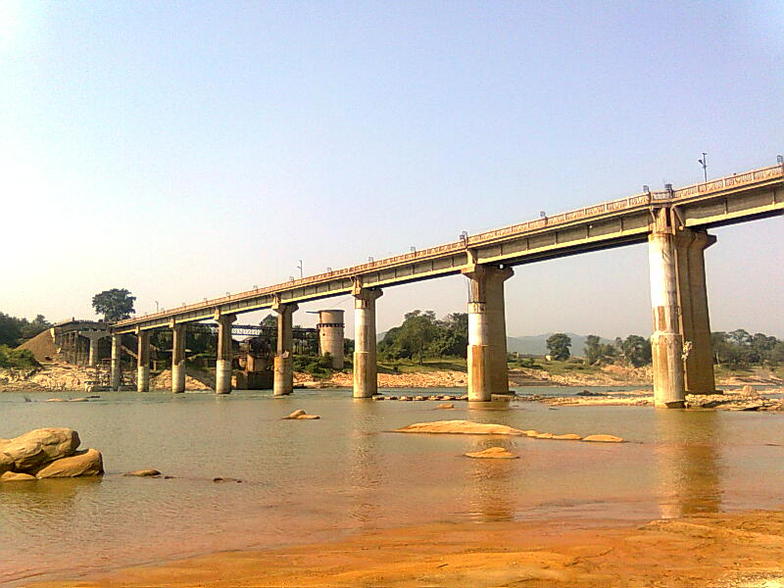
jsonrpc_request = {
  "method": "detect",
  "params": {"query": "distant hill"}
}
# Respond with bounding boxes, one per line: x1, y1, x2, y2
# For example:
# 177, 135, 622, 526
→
506, 333, 612, 356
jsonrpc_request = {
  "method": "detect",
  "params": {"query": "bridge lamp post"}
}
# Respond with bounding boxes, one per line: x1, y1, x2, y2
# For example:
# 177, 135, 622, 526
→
698, 153, 708, 183
297, 259, 303, 279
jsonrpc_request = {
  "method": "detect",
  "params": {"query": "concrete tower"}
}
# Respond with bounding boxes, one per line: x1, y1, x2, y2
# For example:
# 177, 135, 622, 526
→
316, 309, 345, 369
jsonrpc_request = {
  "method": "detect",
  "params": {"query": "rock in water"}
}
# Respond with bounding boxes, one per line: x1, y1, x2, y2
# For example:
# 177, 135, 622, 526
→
35, 448, 104, 478
464, 447, 518, 459
0, 471, 36, 482
394, 420, 525, 436
552, 434, 583, 441
283, 409, 320, 420
124, 469, 162, 477
0, 428, 80, 473
436, 403, 454, 409
582, 434, 624, 443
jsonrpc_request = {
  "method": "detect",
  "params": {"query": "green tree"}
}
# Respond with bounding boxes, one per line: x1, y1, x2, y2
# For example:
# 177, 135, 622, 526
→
92, 289, 136, 322
583, 335, 603, 364
19, 314, 51, 340
0, 312, 24, 346
620, 335, 651, 367
546, 333, 571, 361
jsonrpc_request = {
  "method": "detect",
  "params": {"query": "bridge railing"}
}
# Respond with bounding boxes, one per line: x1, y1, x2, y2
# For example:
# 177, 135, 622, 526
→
115, 162, 783, 328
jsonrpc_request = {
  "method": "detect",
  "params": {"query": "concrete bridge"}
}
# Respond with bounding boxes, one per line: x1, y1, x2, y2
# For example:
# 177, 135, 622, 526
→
112, 159, 784, 407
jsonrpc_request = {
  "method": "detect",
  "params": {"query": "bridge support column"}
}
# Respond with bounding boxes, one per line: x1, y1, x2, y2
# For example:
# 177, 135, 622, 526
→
110, 334, 122, 391
273, 302, 298, 396
136, 330, 150, 393
87, 335, 101, 367
171, 323, 186, 394
649, 210, 685, 408
463, 264, 514, 401
676, 229, 717, 395
353, 287, 383, 398
215, 314, 236, 394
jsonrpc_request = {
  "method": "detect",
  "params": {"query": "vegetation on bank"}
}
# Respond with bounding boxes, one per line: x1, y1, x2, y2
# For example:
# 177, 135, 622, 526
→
0, 346, 40, 369
0, 313, 51, 347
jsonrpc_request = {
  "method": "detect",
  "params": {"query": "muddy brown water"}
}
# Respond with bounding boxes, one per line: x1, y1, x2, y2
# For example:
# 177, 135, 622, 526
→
1, 387, 783, 585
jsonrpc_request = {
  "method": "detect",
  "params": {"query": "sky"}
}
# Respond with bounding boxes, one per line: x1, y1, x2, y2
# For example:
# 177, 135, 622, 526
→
1, 1, 782, 339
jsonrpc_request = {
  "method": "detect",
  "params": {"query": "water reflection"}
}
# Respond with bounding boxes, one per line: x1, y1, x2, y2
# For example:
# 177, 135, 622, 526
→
466, 437, 517, 522
347, 399, 384, 526
654, 410, 722, 518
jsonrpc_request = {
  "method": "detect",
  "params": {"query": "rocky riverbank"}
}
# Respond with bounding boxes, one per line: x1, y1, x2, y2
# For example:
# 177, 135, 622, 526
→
531, 385, 784, 411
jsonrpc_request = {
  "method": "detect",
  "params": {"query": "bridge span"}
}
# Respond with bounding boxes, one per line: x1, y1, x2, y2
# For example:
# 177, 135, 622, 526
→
112, 159, 784, 407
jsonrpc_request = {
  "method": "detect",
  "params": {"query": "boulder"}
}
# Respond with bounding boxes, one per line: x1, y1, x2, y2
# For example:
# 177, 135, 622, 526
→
124, 469, 161, 477
533, 432, 554, 439
394, 420, 525, 436
436, 403, 454, 409
465, 447, 518, 459
35, 448, 104, 478
0, 428, 80, 473
1, 471, 36, 482
582, 434, 624, 443
552, 434, 583, 441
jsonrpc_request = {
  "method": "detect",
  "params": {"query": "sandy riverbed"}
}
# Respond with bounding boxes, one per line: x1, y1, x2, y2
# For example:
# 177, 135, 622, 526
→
30, 508, 784, 587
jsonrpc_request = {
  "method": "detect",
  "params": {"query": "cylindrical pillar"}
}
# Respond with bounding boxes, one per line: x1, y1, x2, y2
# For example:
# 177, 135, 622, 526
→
649, 209, 686, 408
215, 314, 236, 394
110, 334, 122, 391
273, 302, 298, 396
353, 288, 383, 398
136, 330, 150, 393
317, 309, 345, 369
676, 229, 717, 395
87, 335, 100, 367
171, 323, 186, 394
463, 265, 514, 401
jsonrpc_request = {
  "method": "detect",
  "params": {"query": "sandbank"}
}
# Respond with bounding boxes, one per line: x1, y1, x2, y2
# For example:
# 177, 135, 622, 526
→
31, 508, 784, 587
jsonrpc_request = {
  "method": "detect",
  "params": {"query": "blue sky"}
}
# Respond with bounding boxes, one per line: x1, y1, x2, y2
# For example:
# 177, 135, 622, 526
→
1, 1, 782, 338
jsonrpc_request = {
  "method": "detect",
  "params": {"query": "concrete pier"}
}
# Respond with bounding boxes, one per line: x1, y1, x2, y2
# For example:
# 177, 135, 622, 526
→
110, 334, 122, 391
171, 323, 186, 394
87, 335, 100, 367
649, 209, 686, 407
136, 330, 150, 393
273, 302, 298, 396
463, 264, 514, 401
353, 287, 383, 398
317, 309, 345, 369
676, 229, 717, 394
215, 314, 236, 394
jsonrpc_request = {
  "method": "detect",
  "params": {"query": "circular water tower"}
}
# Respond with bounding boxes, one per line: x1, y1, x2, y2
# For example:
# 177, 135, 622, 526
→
316, 309, 345, 369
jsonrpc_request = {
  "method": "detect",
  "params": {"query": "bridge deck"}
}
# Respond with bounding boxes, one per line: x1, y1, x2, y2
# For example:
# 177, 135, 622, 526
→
113, 163, 783, 334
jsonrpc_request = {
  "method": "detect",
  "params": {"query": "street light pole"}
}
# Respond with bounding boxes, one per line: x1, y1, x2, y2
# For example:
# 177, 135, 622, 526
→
698, 153, 708, 183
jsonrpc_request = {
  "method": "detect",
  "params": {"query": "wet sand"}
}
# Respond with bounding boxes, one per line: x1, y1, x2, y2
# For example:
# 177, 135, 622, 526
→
31, 508, 784, 587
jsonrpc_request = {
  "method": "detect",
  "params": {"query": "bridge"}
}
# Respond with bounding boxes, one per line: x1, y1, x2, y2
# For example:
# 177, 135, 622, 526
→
111, 159, 784, 407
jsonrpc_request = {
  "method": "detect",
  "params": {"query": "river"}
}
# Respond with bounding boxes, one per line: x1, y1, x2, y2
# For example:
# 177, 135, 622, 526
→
1, 387, 783, 585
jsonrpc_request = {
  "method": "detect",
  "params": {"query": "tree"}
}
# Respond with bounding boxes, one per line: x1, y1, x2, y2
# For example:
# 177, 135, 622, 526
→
584, 335, 603, 365
0, 312, 24, 346
92, 289, 136, 322
620, 335, 651, 367
583, 334, 617, 365
19, 314, 51, 340
546, 333, 571, 361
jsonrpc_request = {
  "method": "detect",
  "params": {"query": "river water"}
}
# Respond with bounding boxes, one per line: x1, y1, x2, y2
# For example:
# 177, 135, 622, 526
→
1, 387, 783, 585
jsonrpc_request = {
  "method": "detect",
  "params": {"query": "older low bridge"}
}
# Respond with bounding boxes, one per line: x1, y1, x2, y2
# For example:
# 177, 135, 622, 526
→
112, 159, 784, 407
